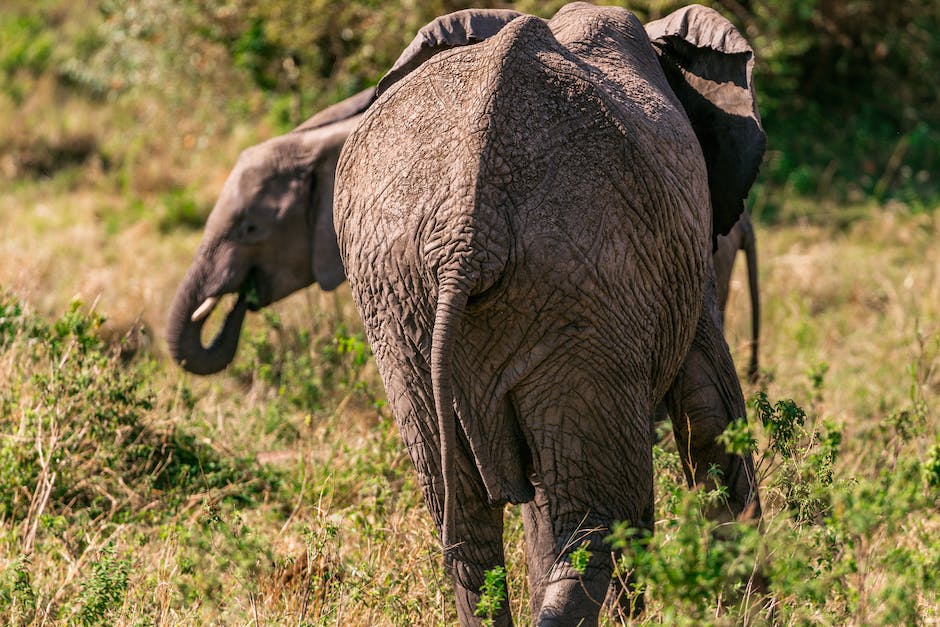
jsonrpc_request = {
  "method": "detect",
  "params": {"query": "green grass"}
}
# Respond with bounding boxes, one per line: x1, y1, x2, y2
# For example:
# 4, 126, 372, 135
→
2, 195, 939, 624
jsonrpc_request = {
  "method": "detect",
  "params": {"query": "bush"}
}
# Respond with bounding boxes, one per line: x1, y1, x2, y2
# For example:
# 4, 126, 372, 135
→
0, 292, 277, 527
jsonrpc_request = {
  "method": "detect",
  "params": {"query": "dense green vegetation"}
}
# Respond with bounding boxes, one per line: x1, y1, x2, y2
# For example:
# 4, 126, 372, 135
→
3, 1, 937, 217
1, 1, 939, 624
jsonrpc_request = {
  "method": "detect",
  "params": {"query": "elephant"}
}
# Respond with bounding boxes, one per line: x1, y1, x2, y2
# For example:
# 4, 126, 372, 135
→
166, 87, 374, 374
714, 209, 760, 382
334, 3, 765, 625
165, 7, 527, 372
166, 22, 760, 382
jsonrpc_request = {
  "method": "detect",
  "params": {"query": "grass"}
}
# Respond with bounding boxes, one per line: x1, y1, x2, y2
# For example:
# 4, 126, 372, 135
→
1, 2, 939, 624
2, 171, 940, 624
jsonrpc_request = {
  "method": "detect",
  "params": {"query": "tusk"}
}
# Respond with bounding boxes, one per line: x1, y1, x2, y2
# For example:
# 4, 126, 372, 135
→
191, 296, 219, 322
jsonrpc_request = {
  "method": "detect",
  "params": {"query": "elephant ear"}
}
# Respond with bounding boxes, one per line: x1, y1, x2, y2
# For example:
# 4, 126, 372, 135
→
290, 115, 361, 291
375, 8, 524, 98
310, 149, 346, 291
292, 90, 375, 290
645, 5, 765, 245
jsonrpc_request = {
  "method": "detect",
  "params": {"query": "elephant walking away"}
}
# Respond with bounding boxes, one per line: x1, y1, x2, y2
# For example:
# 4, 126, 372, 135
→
335, 4, 764, 625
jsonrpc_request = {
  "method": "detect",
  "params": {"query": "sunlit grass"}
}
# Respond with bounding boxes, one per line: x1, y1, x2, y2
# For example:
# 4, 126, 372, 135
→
2, 168, 939, 623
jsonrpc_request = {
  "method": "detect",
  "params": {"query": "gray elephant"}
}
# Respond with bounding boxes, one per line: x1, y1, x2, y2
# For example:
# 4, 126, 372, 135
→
166, 87, 373, 373
335, 4, 764, 625
714, 209, 760, 382
165, 29, 760, 383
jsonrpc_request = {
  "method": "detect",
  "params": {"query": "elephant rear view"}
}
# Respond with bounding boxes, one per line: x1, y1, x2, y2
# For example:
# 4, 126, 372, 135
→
335, 4, 764, 625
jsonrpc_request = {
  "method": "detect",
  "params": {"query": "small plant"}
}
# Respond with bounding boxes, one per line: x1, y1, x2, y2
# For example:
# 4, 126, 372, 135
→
474, 565, 507, 626
569, 541, 592, 576
0, 555, 37, 625
74, 543, 131, 626
752, 391, 807, 461
716, 419, 757, 457
881, 359, 931, 464
608, 489, 760, 623
925, 444, 940, 490
745, 390, 844, 523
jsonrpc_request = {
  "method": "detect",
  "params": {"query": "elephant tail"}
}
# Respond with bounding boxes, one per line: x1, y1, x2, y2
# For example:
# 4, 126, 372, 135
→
742, 216, 760, 383
431, 280, 469, 555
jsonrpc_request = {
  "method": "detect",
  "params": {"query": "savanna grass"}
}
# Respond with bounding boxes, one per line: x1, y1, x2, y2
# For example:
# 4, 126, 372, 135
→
1, 1, 939, 623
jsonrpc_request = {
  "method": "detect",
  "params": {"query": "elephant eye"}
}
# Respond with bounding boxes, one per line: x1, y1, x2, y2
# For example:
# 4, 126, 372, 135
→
237, 219, 261, 241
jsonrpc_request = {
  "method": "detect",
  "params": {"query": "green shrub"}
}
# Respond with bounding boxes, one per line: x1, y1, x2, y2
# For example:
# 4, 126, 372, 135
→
0, 293, 278, 525
475, 565, 507, 626
0, 13, 54, 76
0, 555, 36, 625
74, 543, 131, 626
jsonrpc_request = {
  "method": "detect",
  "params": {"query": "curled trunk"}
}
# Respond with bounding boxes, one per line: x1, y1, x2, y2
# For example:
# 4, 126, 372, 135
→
166, 263, 248, 375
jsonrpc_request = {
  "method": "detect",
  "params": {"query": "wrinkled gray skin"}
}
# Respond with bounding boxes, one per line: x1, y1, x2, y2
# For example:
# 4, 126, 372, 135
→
166, 88, 373, 374
652, 211, 760, 435
714, 209, 760, 382
335, 4, 764, 625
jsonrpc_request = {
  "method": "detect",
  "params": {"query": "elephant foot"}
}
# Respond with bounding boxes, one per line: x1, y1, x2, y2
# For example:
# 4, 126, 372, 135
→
535, 549, 613, 626
537, 575, 608, 626
448, 555, 513, 626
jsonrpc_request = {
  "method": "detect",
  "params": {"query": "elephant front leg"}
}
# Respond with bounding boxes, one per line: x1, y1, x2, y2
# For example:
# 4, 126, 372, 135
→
664, 299, 760, 521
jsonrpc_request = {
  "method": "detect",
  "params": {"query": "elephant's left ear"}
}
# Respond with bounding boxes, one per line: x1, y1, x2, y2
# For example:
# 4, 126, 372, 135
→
645, 5, 765, 244
375, 8, 523, 98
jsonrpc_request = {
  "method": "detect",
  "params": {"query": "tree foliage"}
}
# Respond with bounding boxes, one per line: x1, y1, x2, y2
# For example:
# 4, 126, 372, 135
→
3, 0, 938, 211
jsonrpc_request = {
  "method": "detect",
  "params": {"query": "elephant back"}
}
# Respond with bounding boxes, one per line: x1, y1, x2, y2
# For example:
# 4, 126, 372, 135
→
335, 11, 710, 505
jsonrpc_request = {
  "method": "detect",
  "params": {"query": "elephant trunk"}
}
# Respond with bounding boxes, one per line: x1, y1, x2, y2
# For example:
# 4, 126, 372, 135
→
166, 261, 248, 375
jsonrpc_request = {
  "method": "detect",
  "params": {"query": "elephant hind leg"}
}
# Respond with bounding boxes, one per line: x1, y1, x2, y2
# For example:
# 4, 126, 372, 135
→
603, 491, 654, 621
527, 485, 653, 625
535, 526, 616, 626
664, 292, 760, 521
524, 482, 650, 624
521, 481, 554, 615
448, 481, 512, 626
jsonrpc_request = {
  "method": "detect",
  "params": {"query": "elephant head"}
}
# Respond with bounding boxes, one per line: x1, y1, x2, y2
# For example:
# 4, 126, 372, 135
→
166, 88, 373, 375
